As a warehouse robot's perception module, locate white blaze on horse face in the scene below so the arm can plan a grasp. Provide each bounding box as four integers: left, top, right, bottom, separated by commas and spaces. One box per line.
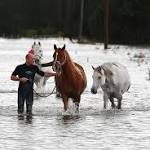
54, 51, 66, 66
52, 52, 58, 72
54, 52, 58, 63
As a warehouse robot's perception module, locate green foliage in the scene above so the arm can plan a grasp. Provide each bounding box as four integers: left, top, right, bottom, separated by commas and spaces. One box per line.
22, 29, 37, 37
0, 0, 149, 44
109, 0, 150, 44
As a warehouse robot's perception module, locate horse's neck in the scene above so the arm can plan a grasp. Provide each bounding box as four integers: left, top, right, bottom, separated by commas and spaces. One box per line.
62, 60, 76, 75
59, 52, 75, 74
35, 63, 41, 69
35, 52, 43, 58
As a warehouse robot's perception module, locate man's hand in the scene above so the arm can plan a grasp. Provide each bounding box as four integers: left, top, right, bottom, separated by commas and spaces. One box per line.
44, 71, 61, 77
11, 75, 28, 83
19, 77, 29, 83
56, 72, 61, 76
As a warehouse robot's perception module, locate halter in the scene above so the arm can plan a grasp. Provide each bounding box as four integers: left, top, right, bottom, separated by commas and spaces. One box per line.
34, 54, 42, 63
53, 51, 66, 72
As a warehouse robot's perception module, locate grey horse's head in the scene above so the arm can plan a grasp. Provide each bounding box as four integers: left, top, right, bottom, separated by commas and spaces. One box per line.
91, 66, 106, 94
32, 42, 43, 66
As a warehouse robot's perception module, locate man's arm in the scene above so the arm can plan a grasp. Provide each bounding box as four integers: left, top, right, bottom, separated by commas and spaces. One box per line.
35, 65, 60, 77
44, 72, 60, 77
11, 75, 28, 83
36, 65, 59, 77
11, 65, 28, 83
41, 61, 53, 67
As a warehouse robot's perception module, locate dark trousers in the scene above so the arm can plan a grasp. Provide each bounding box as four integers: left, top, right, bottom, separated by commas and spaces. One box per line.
18, 88, 33, 114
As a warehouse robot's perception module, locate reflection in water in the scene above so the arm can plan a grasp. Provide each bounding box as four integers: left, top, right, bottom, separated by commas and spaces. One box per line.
17, 115, 33, 124
25, 115, 33, 124
17, 115, 24, 121
58, 115, 81, 125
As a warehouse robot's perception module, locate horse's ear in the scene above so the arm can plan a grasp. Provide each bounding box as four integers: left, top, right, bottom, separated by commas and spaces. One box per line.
97, 66, 102, 73
62, 44, 65, 50
38, 42, 41, 46
54, 44, 57, 50
92, 66, 95, 70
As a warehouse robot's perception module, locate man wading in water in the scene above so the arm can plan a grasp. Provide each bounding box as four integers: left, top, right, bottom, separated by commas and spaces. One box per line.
11, 53, 58, 117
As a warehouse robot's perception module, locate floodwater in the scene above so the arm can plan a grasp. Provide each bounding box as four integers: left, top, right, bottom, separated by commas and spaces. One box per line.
0, 38, 150, 150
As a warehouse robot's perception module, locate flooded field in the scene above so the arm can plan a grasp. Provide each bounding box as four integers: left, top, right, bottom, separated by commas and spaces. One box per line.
0, 38, 150, 149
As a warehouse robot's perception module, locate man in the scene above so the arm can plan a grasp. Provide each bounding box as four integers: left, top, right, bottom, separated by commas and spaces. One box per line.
11, 53, 57, 116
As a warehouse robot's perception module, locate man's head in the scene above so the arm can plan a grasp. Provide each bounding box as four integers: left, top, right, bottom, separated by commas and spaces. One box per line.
25, 53, 35, 65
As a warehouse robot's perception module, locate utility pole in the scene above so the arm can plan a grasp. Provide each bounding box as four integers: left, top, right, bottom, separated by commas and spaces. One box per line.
79, 0, 84, 42
104, 0, 109, 49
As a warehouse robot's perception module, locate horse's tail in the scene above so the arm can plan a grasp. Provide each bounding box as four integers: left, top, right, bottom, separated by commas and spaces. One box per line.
127, 83, 131, 92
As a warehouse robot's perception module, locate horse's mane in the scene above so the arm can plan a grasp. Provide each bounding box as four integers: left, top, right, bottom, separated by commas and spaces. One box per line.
101, 66, 113, 77
96, 65, 113, 79
63, 49, 83, 76
64, 50, 72, 62
63, 50, 75, 66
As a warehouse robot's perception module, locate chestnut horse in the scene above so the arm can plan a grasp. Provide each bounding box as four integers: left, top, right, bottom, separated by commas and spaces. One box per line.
52, 44, 87, 112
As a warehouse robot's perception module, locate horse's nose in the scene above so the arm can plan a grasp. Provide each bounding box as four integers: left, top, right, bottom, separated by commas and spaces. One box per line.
91, 88, 97, 94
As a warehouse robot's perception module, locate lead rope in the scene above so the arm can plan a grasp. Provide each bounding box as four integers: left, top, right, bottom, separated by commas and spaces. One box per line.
33, 52, 60, 98
33, 85, 56, 97
33, 52, 58, 97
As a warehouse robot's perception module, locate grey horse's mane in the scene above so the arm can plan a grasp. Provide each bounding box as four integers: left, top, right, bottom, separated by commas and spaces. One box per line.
96, 65, 113, 78
95, 66, 102, 73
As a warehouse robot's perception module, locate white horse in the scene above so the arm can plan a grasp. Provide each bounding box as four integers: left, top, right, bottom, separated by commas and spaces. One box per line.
32, 42, 48, 93
91, 62, 131, 109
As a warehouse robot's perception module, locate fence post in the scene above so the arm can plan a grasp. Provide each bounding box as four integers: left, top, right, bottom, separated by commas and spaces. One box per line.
104, 0, 109, 49
79, 0, 84, 42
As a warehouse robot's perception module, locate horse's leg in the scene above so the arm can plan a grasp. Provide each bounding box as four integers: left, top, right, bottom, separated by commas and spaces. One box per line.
74, 102, 79, 113
34, 74, 42, 93
62, 95, 69, 111
117, 94, 122, 109
34, 81, 38, 88
43, 77, 46, 86
34, 81, 41, 94
55, 78, 61, 98
42, 77, 47, 92
39, 77, 44, 88
74, 96, 80, 113
38, 77, 46, 93
109, 96, 116, 108
103, 92, 109, 109
56, 88, 61, 98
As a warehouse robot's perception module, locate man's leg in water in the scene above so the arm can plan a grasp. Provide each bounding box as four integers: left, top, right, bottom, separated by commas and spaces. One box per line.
18, 92, 25, 115
26, 92, 33, 116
